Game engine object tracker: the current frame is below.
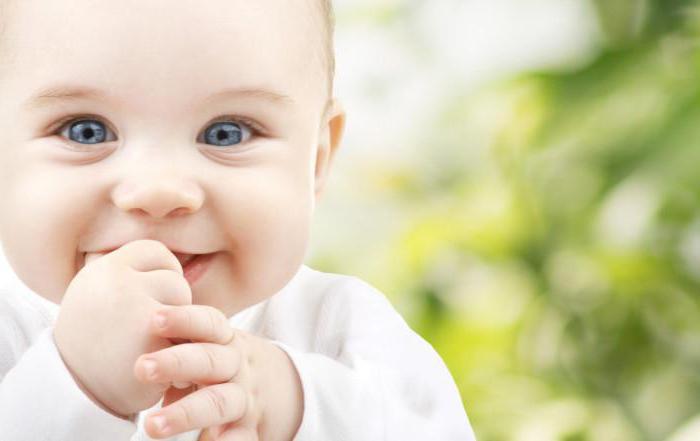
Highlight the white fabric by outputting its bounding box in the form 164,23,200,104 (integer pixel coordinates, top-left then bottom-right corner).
0,253,477,441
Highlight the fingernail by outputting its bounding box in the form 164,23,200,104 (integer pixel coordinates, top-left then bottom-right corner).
152,415,170,434
153,313,167,328
143,360,158,380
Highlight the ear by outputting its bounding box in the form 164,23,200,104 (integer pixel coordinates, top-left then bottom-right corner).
314,98,346,200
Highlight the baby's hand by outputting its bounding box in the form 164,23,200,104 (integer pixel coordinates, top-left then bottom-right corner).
53,240,193,418
135,305,302,441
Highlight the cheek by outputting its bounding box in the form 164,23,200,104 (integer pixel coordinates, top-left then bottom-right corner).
211,163,315,294
219,168,314,253
0,164,96,302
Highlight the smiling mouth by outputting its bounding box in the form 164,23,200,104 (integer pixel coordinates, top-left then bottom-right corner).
81,250,213,270
80,249,216,285
172,253,198,267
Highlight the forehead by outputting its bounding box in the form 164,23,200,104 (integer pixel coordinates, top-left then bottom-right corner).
0,0,325,112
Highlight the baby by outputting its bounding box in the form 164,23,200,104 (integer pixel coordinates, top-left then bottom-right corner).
0,0,477,440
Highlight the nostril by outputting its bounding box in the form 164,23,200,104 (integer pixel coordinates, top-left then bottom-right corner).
127,208,149,218
169,207,191,217
127,207,189,219
112,182,204,219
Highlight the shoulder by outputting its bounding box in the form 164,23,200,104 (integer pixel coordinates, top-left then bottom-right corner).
0,288,39,374
264,265,410,351
0,277,56,369
289,266,451,373
296,265,412,338
295,265,402,319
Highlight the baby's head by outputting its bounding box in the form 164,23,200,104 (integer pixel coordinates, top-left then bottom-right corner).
0,0,345,317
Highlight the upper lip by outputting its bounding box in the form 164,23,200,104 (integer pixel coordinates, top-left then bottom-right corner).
84,241,215,257
84,248,213,268
97,247,207,255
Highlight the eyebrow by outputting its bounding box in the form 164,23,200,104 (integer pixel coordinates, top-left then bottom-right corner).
22,84,296,110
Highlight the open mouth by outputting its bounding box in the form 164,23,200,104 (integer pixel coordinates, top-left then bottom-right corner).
172,252,199,268
162,252,216,285
82,251,215,282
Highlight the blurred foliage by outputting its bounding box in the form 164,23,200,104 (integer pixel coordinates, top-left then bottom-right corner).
310,0,700,440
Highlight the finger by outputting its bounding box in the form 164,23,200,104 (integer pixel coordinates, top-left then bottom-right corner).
113,239,183,275
137,269,192,306
218,426,258,441
151,304,234,344
135,342,241,386
145,382,247,439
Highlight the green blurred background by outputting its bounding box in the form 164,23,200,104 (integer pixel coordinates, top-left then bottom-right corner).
307,1,700,440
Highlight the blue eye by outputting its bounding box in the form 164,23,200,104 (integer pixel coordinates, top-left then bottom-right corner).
55,116,259,148
203,121,252,147
61,119,114,144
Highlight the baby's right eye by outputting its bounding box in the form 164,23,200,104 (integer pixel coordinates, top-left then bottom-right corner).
58,117,117,145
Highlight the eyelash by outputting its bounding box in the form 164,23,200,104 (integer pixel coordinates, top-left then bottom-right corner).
50,114,266,148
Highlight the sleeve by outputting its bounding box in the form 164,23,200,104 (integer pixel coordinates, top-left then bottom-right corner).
0,326,138,441
269,279,478,441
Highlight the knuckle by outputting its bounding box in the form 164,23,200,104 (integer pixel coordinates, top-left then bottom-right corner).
160,267,180,283
231,346,242,372
184,308,196,334
142,240,181,270
247,392,257,421
174,403,194,430
235,385,251,421
112,275,133,298
167,272,192,304
180,288,193,306
203,387,228,421
202,345,217,376
141,270,190,305
205,308,220,341
151,270,191,304
168,349,185,374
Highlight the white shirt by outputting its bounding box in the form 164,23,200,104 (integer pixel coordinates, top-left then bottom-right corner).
0,253,477,441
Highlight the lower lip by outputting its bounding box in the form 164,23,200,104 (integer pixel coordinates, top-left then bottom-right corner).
183,252,216,285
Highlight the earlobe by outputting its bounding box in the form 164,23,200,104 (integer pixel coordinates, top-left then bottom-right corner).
314,98,346,199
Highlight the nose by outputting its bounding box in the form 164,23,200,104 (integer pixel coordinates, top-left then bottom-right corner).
111,171,204,219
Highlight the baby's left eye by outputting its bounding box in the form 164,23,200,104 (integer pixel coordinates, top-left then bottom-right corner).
201,121,253,147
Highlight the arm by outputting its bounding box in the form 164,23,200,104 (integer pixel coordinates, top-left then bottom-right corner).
0,325,138,441
261,279,477,441
256,339,304,441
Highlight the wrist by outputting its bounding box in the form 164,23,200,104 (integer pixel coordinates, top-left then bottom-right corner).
60,351,135,421
53,328,136,421
258,340,304,441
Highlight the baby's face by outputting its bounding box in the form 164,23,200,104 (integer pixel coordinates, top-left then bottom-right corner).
0,0,344,316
